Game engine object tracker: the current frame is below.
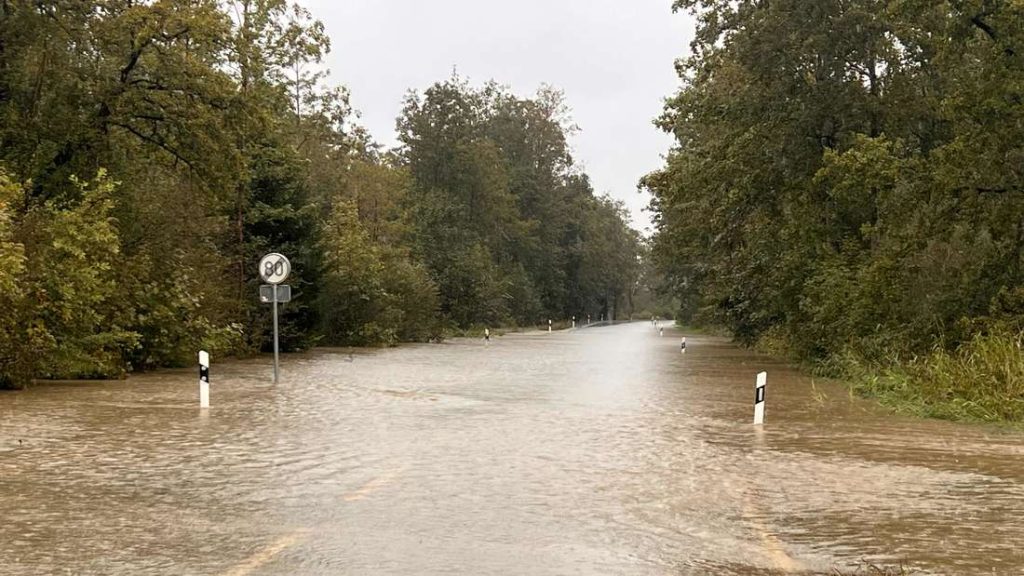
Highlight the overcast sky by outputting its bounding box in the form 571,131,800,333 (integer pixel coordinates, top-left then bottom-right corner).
302,0,695,233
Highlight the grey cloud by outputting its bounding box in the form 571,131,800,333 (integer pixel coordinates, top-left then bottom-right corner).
304,0,694,232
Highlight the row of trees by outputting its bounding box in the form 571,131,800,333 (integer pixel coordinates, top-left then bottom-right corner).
648,1,1024,370
0,0,640,387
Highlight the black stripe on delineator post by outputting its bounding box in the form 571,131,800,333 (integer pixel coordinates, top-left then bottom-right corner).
756,386,765,404
199,350,211,409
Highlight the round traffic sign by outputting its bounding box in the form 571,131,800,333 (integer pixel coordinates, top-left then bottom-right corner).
259,253,291,284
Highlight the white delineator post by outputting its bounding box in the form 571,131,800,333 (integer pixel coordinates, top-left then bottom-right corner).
548,319,552,333
754,371,767,425
199,351,210,409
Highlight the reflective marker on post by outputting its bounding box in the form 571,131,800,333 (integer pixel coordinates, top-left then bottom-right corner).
754,371,767,425
199,350,210,409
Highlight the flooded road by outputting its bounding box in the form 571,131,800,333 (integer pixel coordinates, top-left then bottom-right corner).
1,322,1022,575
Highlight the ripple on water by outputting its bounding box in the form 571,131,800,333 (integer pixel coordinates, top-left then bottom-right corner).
1,325,1023,575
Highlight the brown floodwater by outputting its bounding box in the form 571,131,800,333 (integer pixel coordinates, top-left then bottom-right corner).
1,322,1022,575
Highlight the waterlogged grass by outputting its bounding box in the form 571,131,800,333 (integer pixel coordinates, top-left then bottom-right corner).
823,331,1024,424
830,561,918,575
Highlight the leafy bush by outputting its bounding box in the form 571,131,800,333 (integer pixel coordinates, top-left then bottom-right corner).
0,171,137,385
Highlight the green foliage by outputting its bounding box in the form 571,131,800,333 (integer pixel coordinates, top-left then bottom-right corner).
650,0,1024,420
377,251,442,343
243,139,323,353
22,171,136,378
0,171,30,387
319,200,388,345
398,77,640,327
319,200,441,346
0,171,137,385
123,259,244,370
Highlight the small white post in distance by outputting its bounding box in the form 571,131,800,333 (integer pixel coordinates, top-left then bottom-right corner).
199,350,210,409
680,336,687,354
548,319,552,333
754,371,767,425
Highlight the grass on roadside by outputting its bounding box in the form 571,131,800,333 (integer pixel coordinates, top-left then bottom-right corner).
821,330,1024,424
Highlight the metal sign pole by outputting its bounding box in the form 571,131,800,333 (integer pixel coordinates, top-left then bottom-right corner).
258,252,290,385
272,283,280,384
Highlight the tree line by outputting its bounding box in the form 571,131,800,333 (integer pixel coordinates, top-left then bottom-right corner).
0,0,640,387
647,0,1024,420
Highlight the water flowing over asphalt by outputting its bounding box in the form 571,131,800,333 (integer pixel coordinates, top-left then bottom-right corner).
1,322,1022,575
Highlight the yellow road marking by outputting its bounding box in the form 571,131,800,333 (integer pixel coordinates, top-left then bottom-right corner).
343,467,402,502
757,525,803,572
218,468,403,575
219,531,306,576
741,490,804,573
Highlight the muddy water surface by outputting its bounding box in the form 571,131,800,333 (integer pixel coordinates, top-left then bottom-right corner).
1,323,1022,575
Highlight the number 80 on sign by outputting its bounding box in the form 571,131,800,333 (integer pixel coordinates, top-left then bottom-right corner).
259,253,291,284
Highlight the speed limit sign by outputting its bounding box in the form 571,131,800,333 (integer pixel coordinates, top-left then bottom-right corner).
258,253,291,285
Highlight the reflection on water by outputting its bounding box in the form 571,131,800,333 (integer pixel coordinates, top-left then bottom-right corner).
1,323,1022,575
